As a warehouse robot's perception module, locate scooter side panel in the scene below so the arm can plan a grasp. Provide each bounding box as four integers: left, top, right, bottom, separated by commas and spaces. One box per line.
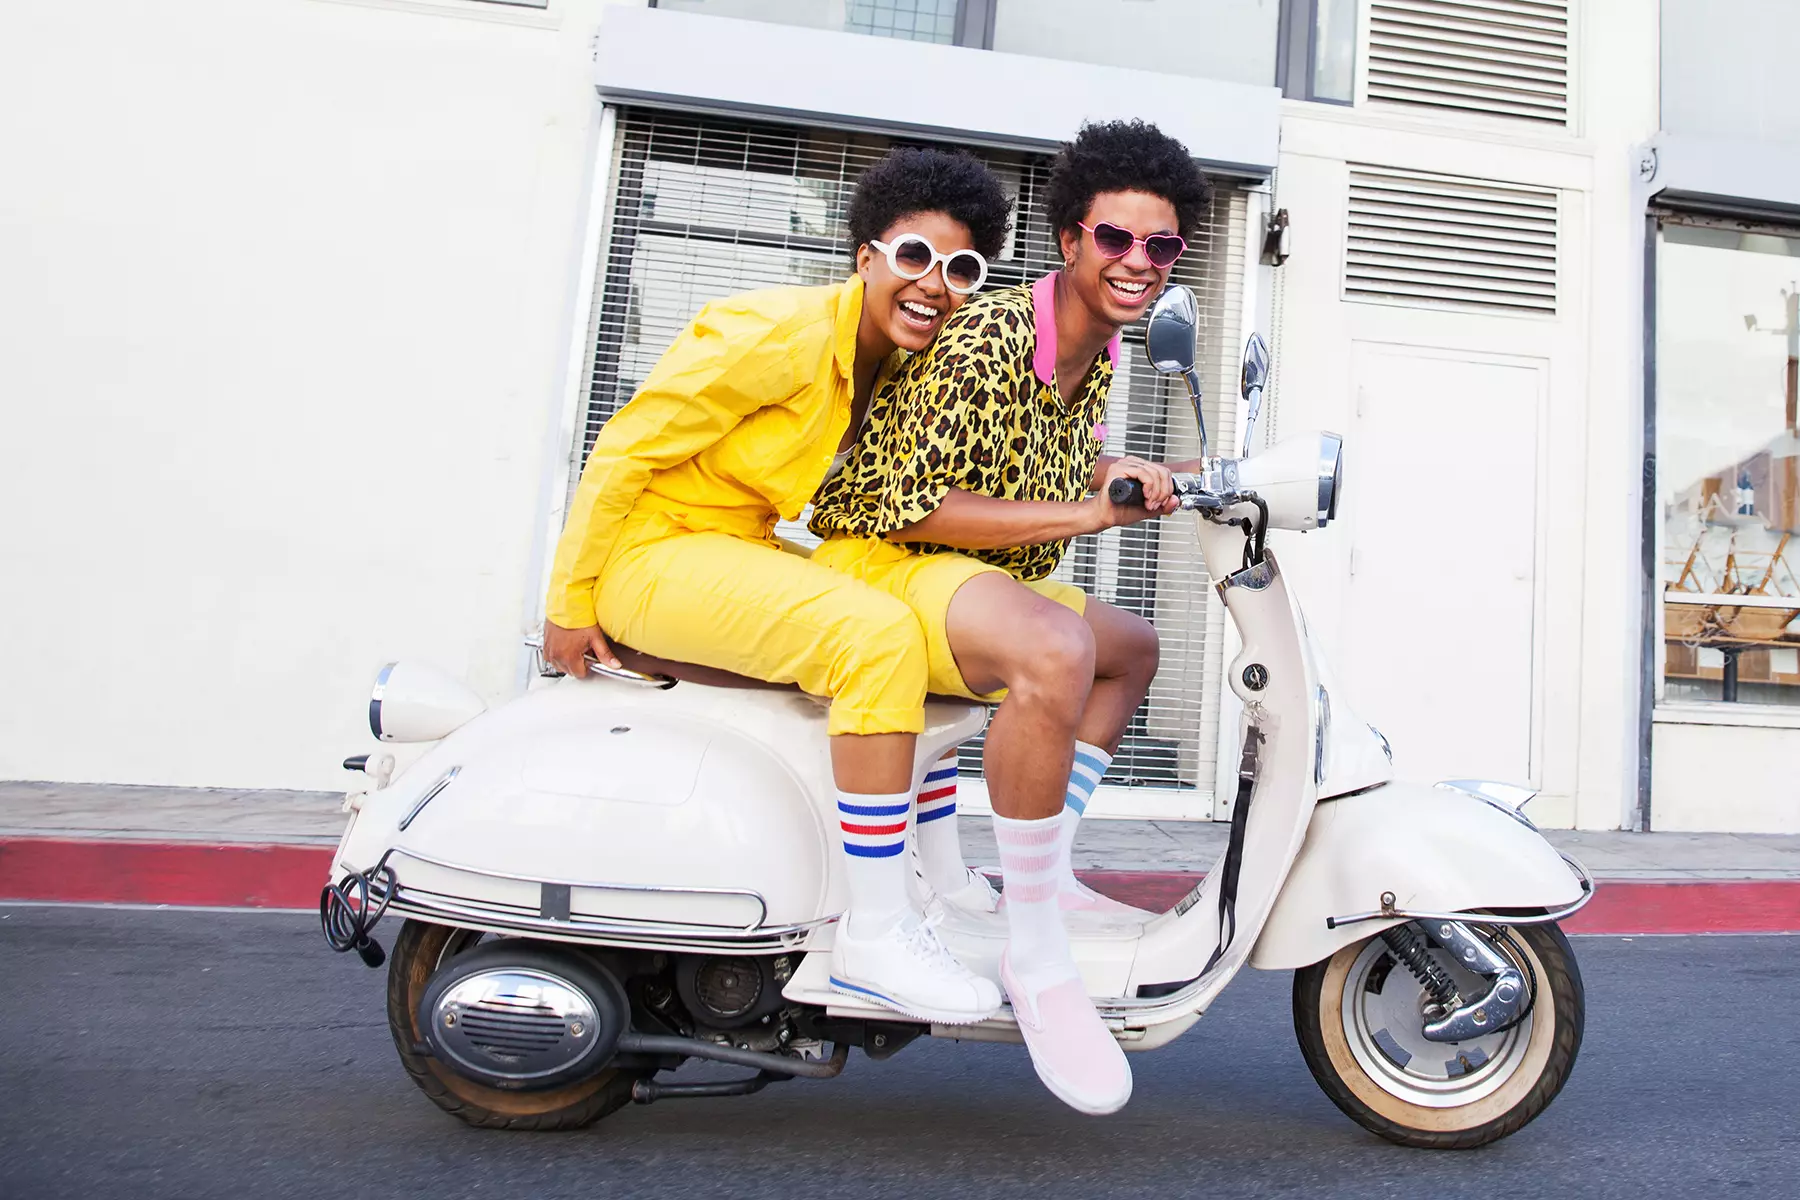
1246, 780, 1586, 970
337, 678, 836, 927
334, 673, 991, 935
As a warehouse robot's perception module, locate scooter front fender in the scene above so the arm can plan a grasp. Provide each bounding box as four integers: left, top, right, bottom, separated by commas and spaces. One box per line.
1248, 780, 1587, 970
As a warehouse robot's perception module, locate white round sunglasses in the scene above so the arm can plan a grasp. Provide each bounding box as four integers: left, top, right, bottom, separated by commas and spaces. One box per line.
868, 233, 989, 295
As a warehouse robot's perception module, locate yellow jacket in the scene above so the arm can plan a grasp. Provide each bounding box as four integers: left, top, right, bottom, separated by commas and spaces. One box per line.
545, 277, 866, 628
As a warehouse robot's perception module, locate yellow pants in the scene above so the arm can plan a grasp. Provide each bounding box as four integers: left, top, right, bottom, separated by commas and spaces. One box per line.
809, 536, 1087, 702
593, 512, 929, 736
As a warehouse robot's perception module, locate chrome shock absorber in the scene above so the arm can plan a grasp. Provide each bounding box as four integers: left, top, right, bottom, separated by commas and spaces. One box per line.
1380, 923, 1461, 1018
1382, 920, 1534, 1043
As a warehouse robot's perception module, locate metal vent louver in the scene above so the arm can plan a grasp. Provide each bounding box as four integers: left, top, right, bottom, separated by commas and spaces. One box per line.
1367, 0, 1570, 126
460, 1000, 567, 1060
1345, 166, 1558, 315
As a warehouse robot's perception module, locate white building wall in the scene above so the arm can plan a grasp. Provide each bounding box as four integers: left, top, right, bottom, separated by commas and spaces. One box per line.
0, 0, 640, 790
1247, 0, 1659, 830
0, 0, 1675, 831
1575, 0, 1662, 831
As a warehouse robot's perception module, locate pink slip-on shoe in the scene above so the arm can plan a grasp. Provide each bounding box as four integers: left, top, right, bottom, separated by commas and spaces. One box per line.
1000, 952, 1133, 1115
998, 880, 1154, 932
1059, 879, 1154, 922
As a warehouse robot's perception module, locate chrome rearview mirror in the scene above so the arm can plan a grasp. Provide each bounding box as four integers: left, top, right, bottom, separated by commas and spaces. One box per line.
1146, 285, 1207, 457
1240, 333, 1270, 457
1239, 333, 1269, 399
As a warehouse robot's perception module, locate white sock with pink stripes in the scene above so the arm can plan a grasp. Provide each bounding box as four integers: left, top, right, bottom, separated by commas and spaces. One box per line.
992, 811, 1079, 992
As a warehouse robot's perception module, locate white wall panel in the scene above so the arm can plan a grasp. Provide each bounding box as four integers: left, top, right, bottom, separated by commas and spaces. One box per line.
0, 0, 635, 789
1652, 716, 1800, 833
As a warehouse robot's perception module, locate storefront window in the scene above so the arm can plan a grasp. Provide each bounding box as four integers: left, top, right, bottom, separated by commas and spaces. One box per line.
1658, 220, 1800, 706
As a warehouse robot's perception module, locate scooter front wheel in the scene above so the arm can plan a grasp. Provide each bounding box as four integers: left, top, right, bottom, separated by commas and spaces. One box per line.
386, 919, 639, 1130
1292, 920, 1583, 1149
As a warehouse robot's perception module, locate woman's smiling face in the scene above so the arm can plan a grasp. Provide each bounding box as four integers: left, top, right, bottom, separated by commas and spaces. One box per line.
856, 210, 979, 354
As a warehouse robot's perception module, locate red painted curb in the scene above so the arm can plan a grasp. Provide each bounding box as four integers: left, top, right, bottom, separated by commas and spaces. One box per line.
2, 839, 1797, 935
0, 838, 332, 910
1077, 871, 1800, 937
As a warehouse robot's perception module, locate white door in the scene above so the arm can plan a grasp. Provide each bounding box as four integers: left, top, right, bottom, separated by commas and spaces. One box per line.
1340, 344, 1543, 785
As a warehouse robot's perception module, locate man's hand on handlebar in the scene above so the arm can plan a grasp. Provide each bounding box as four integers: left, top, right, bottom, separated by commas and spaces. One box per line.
1091, 457, 1178, 529
543, 619, 620, 678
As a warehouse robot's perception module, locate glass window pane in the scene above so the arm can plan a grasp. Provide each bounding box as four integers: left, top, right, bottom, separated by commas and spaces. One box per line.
993, 0, 1278, 87
1658, 223, 1800, 707
1311, 0, 1356, 103
656, 0, 961, 45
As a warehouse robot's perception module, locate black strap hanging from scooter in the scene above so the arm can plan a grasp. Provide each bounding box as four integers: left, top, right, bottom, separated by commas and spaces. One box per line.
1204, 723, 1263, 975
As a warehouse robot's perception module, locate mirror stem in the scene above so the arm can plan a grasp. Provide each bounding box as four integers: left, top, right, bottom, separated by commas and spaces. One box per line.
1184, 367, 1208, 459
1242, 385, 1263, 458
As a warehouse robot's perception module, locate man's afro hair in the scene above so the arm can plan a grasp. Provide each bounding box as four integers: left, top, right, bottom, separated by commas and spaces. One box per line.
847, 147, 1014, 262
1044, 120, 1213, 240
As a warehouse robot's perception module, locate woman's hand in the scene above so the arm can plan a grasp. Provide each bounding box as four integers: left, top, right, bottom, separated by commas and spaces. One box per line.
543, 619, 619, 678
1089, 456, 1179, 529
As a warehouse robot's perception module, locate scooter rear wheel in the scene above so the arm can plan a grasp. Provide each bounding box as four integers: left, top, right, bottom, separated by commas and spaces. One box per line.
386, 919, 639, 1130
1292, 920, 1583, 1149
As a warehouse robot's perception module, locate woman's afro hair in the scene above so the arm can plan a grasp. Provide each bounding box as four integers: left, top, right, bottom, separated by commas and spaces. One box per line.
1044, 120, 1213, 240
847, 147, 1014, 262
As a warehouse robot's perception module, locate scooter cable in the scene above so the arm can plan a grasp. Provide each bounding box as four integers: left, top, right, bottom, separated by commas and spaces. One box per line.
320, 850, 398, 968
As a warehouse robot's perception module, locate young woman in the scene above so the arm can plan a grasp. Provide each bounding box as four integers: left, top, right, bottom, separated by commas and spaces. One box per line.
811, 121, 1212, 1114
540, 148, 1013, 1025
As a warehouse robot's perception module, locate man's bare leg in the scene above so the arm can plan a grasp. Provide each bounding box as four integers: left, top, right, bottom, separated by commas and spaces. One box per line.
942, 573, 1097, 820
1075, 598, 1160, 754
942, 571, 1130, 1114
1058, 598, 1161, 917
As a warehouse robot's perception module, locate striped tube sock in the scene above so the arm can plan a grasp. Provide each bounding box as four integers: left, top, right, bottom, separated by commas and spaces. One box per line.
914, 753, 970, 896
1059, 741, 1113, 887
992, 812, 1078, 990
836, 790, 913, 936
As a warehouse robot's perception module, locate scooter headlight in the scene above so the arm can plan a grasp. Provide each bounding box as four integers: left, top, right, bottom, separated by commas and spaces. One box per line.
369, 660, 487, 743
1318, 432, 1343, 528
1229, 432, 1346, 531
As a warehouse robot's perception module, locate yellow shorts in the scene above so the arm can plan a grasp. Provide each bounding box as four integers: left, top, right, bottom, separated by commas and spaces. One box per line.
809, 535, 1087, 702
595, 513, 929, 736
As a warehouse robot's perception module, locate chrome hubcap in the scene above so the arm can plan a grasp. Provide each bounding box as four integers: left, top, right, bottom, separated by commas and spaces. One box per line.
1340, 933, 1532, 1108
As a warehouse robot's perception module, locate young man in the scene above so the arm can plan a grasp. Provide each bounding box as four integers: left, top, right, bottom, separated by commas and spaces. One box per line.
810, 120, 1212, 1115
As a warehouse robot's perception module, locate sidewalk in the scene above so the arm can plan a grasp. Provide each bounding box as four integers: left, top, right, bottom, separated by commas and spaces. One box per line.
3, 780, 1798, 932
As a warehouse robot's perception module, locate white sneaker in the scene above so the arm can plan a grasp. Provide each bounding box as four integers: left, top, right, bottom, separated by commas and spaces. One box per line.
933, 868, 1001, 916
830, 913, 1003, 1025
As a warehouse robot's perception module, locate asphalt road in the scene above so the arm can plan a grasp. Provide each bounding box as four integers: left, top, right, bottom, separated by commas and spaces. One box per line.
1, 907, 1795, 1200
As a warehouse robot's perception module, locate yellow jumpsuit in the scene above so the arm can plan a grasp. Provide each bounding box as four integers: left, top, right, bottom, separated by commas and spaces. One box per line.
545, 278, 928, 736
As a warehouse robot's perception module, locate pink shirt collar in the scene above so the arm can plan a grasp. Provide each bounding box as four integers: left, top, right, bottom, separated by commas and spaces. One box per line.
1031, 271, 1122, 388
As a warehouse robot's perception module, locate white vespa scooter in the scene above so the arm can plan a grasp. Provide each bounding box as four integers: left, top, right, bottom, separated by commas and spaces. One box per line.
321, 287, 1592, 1148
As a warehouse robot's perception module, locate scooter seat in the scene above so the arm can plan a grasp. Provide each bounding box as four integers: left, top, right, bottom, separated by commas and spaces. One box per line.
611, 642, 798, 692
610, 642, 983, 707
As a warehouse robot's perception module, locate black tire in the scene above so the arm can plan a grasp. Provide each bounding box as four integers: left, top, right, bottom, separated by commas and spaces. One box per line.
1293, 921, 1584, 1150
386, 920, 639, 1131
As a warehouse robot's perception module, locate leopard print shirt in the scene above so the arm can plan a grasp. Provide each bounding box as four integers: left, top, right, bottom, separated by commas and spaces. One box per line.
809, 280, 1114, 581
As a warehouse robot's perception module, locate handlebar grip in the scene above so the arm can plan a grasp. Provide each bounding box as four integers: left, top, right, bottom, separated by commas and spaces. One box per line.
1107, 477, 1147, 506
